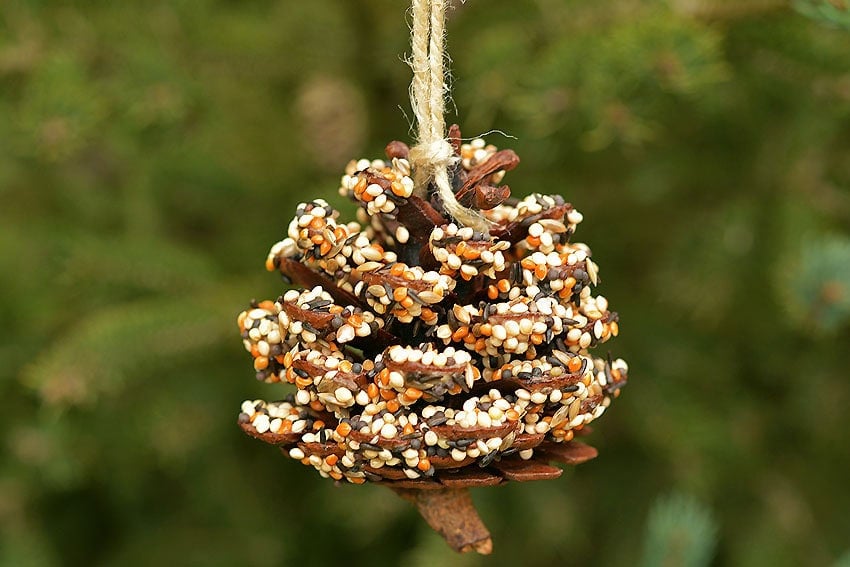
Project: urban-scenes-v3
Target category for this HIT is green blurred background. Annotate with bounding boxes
[2,0,850,565]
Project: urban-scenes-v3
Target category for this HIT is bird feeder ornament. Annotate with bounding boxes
[236,0,629,555]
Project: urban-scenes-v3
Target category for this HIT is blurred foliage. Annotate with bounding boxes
[794,0,850,31]
[641,493,718,567]
[2,0,850,565]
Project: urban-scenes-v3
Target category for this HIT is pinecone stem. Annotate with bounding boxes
[391,486,493,554]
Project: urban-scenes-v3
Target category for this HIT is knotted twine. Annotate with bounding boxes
[407,0,491,233]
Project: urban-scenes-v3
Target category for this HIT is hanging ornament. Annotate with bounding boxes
[236,0,629,554]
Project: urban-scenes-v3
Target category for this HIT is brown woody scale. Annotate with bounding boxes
[237,126,629,553]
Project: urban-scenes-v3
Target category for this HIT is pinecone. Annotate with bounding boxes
[236,125,629,553]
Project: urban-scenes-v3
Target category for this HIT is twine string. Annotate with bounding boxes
[408,0,490,232]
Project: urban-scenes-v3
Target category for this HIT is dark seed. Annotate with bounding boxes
[428,415,448,427]
[407,290,425,305]
[479,450,498,468]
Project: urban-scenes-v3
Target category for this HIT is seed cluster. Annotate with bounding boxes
[238,127,629,488]
[430,224,509,280]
